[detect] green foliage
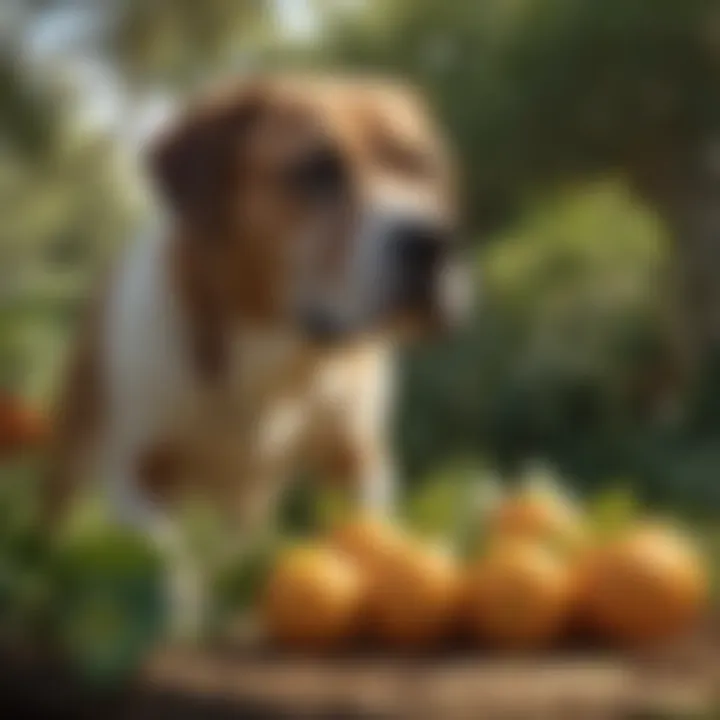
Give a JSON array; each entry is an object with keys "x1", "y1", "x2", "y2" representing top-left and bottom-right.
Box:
[
  {"x1": 0, "y1": 57, "x2": 140, "y2": 398},
  {"x1": 404, "y1": 460, "x2": 510, "y2": 559},
  {"x1": 210, "y1": 535, "x2": 283, "y2": 631},
  {"x1": 398, "y1": 180, "x2": 675, "y2": 498},
  {"x1": 319, "y1": 0, "x2": 720, "y2": 228},
  {"x1": 53, "y1": 526, "x2": 161, "y2": 581},
  {"x1": 587, "y1": 484, "x2": 638, "y2": 539},
  {"x1": 111, "y1": 0, "x2": 272, "y2": 88},
  {"x1": 405, "y1": 461, "x2": 476, "y2": 537},
  {"x1": 0, "y1": 459, "x2": 53, "y2": 642},
  {"x1": 51, "y1": 525, "x2": 164, "y2": 684}
]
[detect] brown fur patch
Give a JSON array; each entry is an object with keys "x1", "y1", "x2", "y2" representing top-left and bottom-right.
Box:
[
  {"x1": 44, "y1": 277, "x2": 107, "y2": 527},
  {"x1": 306, "y1": 434, "x2": 364, "y2": 487},
  {"x1": 169, "y1": 235, "x2": 229, "y2": 382},
  {"x1": 136, "y1": 441, "x2": 186, "y2": 507}
]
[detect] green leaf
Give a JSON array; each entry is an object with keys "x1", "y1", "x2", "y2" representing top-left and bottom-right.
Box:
[
  {"x1": 404, "y1": 460, "x2": 487, "y2": 550},
  {"x1": 313, "y1": 488, "x2": 353, "y2": 532},
  {"x1": 211, "y1": 536, "x2": 281, "y2": 621},
  {"x1": 587, "y1": 483, "x2": 637, "y2": 538},
  {"x1": 53, "y1": 523, "x2": 162, "y2": 590},
  {"x1": 458, "y1": 473, "x2": 506, "y2": 560}
]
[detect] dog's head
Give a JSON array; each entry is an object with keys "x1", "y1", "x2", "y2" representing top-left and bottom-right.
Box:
[{"x1": 149, "y1": 74, "x2": 468, "y2": 345}]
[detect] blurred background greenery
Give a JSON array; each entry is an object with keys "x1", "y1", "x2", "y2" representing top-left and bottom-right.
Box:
[{"x1": 1, "y1": 0, "x2": 720, "y2": 685}]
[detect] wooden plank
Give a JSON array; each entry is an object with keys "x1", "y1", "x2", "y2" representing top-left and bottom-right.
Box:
[
  {"x1": 143, "y1": 632, "x2": 718, "y2": 719},
  {"x1": 145, "y1": 650, "x2": 630, "y2": 718},
  {"x1": 0, "y1": 621, "x2": 717, "y2": 718}
]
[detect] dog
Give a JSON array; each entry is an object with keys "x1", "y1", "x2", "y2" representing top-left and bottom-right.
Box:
[{"x1": 47, "y1": 74, "x2": 466, "y2": 635}]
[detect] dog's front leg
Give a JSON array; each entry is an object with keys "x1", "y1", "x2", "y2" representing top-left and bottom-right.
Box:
[
  {"x1": 311, "y1": 349, "x2": 399, "y2": 516},
  {"x1": 311, "y1": 430, "x2": 397, "y2": 517},
  {"x1": 338, "y1": 348, "x2": 398, "y2": 515},
  {"x1": 228, "y1": 471, "x2": 288, "y2": 550},
  {"x1": 224, "y1": 399, "x2": 306, "y2": 541},
  {"x1": 353, "y1": 439, "x2": 397, "y2": 514}
]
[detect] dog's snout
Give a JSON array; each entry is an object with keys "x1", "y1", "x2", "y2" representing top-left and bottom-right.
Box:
[
  {"x1": 301, "y1": 308, "x2": 345, "y2": 344},
  {"x1": 394, "y1": 222, "x2": 446, "y2": 271},
  {"x1": 390, "y1": 220, "x2": 450, "y2": 313}
]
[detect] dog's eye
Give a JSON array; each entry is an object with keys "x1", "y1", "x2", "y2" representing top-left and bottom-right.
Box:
[{"x1": 284, "y1": 147, "x2": 347, "y2": 202}]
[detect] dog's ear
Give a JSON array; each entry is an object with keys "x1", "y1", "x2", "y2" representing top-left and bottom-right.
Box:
[{"x1": 147, "y1": 86, "x2": 264, "y2": 227}]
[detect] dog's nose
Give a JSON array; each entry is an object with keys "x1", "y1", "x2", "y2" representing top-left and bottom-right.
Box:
[
  {"x1": 394, "y1": 222, "x2": 446, "y2": 273},
  {"x1": 392, "y1": 221, "x2": 450, "y2": 310},
  {"x1": 301, "y1": 308, "x2": 346, "y2": 344}
]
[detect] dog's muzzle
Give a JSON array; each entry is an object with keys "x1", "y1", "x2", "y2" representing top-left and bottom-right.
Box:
[
  {"x1": 389, "y1": 220, "x2": 472, "y2": 332},
  {"x1": 299, "y1": 217, "x2": 473, "y2": 344}
]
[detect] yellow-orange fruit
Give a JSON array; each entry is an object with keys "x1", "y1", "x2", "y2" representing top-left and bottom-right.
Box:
[
  {"x1": 330, "y1": 515, "x2": 415, "y2": 570},
  {"x1": 369, "y1": 543, "x2": 463, "y2": 649},
  {"x1": 580, "y1": 523, "x2": 708, "y2": 646},
  {"x1": 465, "y1": 540, "x2": 572, "y2": 650},
  {"x1": 489, "y1": 488, "x2": 586, "y2": 553},
  {"x1": 262, "y1": 545, "x2": 365, "y2": 651}
]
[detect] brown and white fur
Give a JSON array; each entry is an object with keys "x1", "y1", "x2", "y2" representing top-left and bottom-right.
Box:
[{"x1": 47, "y1": 75, "x2": 465, "y2": 636}]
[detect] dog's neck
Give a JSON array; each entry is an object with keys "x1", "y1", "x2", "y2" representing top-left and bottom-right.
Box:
[
  {"x1": 167, "y1": 226, "x2": 388, "y2": 407},
  {"x1": 168, "y1": 228, "x2": 279, "y2": 382}
]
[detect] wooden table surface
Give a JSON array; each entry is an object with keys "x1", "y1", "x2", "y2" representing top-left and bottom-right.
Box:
[
  {"x1": 1, "y1": 623, "x2": 718, "y2": 719},
  {"x1": 141, "y1": 622, "x2": 719, "y2": 719}
]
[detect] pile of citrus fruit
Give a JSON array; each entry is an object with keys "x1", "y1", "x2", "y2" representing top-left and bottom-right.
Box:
[{"x1": 261, "y1": 481, "x2": 710, "y2": 654}]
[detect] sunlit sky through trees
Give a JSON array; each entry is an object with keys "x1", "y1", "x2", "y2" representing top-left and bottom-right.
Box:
[{"x1": 20, "y1": 0, "x2": 322, "y2": 149}]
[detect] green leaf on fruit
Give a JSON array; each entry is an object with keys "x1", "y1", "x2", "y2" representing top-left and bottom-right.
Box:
[{"x1": 588, "y1": 484, "x2": 637, "y2": 538}]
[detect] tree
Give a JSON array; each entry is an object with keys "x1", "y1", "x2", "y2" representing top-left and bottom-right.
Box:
[
  {"x1": 318, "y1": 0, "x2": 720, "y2": 378},
  {"x1": 108, "y1": 0, "x2": 272, "y2": 90},
  {"x1": 0, "y1": 33, "x2": 137, "y2": 398}
]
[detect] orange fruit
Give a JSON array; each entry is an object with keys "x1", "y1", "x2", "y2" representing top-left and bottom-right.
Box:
[
  {"x1": 0, "y1": 393, "x2": 48, "y2": 456},
  {"x1": 262, "y1": 545, "x2": 365, "y2": 651},
  {"x1": 331, "y1": 516, "x2": 460, "y2": 649},
  {"x1": 580, "y1": 522, "x2": 708, "y2": 647},
  {"x1": 488, "y1": 486, "x2": 586, "y2": 554},
  {"x1": 330, "y1": 515, "x2": 415, "y2": 570},
  {"x1": 465, "y1": 540, "x2": 572, "y2": 650},
  {"x1": 369, "y1": 542, "x2": 463, "y2": 649}
]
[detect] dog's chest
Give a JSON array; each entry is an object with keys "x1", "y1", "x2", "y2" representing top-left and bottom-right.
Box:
[
  {"x1": 106, "y1": 229, "x2": 368, "y2": 468},
  {"x1": 191, "y1": 333, "x2": 356, "y2": 467}
]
